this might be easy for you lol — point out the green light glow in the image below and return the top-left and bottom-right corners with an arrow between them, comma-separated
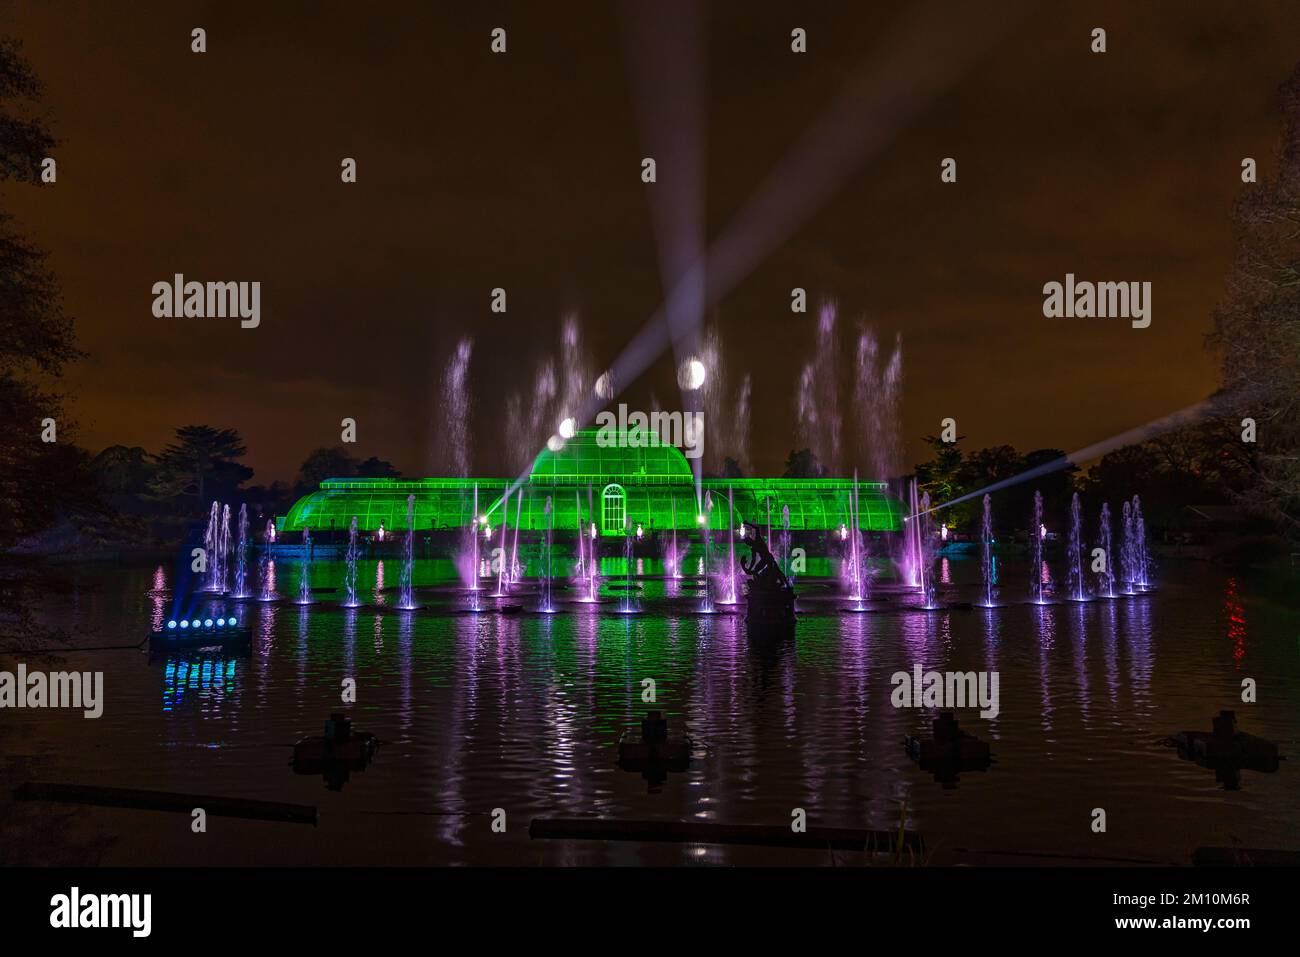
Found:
280,430 -> 903,535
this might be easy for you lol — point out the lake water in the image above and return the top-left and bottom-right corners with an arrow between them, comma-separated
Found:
3,554 -> 1297,866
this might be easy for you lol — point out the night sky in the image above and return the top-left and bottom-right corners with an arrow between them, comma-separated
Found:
4,0 -> 1299,482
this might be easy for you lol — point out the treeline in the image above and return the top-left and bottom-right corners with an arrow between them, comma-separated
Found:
909,417 -> 1263,540
17,426 -> 403,552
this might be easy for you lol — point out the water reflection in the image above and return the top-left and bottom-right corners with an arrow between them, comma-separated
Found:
162,657 -> 239,713
26,556 -> 1298,864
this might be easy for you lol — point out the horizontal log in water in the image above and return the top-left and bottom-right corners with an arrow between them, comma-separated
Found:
529,817 -> 924,853
13,782 -> 317,826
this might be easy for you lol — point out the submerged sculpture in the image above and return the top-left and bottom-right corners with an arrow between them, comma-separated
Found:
739,521 -> 795,634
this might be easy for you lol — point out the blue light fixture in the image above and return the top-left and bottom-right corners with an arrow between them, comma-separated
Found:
203,619 -> 214,628
167,620 -> 177,629
180,620 -> 189,629
228,617 -> 238,626
216,617 -> 225,626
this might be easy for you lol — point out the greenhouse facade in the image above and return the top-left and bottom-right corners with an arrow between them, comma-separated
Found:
278,429 -> 904,537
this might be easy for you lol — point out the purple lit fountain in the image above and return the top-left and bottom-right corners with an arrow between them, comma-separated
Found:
724,486 -> 738,604
494,491 -> 511,598
467,483 -> 482,612
619,518 -> 638,614
1097,502 -> 1115,598
398,494 -> 416,610
538,495 -> 556,613
980,494 -> 996,607
700,492 -> 716,613
1121,500 -> 1136,594
1132,494 -> 1151,589
259,520 -> 276,601
343,516 -> 359,607
1030,490 -> 1046,604
232,503 -> 249,599
918,491 -> 936,609
846,474 -> 867,611
1067,492 -> 1086,602
297,528 -> 313,604
667,496 -> 680,579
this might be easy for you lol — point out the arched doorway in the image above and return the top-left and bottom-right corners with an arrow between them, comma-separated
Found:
601,484 -> 626,536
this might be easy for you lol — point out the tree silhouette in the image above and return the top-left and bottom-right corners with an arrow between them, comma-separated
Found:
152,425 -> 252,503
1209,63 -> 1300,535
0,38 -> 83,552
782,448 -> 824,479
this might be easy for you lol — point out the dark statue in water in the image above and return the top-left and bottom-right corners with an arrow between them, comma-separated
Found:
739,522 -> 796,633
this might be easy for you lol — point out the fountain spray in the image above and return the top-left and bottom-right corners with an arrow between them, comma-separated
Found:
539,496 -> 555,612
1031,490 -> 1045,604
1067,492 -> 1086,602
725,485 -> 738,604
343,516 -> 359,607
399,494 -> 415,610
233,504 -> 249,598
298,528 -> 313,604
980,494 -> 995,607
259,519 -> 275,601
494,491 -> 510,597
1097,502 -> 1114,598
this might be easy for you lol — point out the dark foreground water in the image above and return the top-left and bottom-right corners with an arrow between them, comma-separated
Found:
3,555 -> 1298,866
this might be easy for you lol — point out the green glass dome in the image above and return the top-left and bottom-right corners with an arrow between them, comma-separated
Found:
529,429 -> 693,485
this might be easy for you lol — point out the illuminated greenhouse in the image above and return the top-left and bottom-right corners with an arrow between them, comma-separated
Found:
279,429 -> 904,537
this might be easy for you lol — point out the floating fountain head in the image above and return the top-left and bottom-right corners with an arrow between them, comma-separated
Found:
980,494 -> 996,607
398,494 -> 416,610
233,504 -> 249,599
298,528 -> 313,604
343,516 -> 360,607
1097,502 -> 1115,598
1030,490 -> 1047,604
1067,492 -> 1086,602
